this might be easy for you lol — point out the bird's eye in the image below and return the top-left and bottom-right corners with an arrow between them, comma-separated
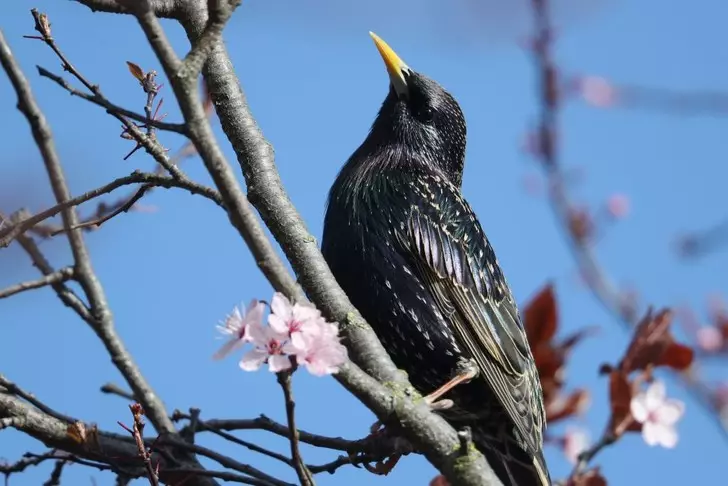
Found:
419,106 -> 435,124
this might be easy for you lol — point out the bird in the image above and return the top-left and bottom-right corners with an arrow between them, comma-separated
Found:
321,32 -> 551,486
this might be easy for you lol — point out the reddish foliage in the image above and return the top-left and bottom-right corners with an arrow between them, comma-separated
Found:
523,284 -> 593,424
524,284 -> 558,343
607,370 -> 641,436
619,309 -> 694,373
570,468 -> 608,486
547,388 -> 590,423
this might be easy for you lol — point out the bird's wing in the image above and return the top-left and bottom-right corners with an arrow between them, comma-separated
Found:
395,174 -> 546,454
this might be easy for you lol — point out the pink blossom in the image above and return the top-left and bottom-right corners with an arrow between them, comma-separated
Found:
606,194 -> 630,219
216,293 -> 348,376
577,76 -> 618,108
290,319 -> 348,376
697,326 -> 724,352
240,320 -> 292,373
563,427 -> 590,464
268,292 -> 322,350
212,300 -> 265,360
630,381 -> 685,448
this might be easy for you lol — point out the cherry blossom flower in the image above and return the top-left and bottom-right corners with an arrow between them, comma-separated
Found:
630,380 -> 685,448
290,319 -> 348,376
606,194 -> 630,219
563,427 -> 590,464
212,300 -> 265,360
240,320 -> 291,373
697,326 -> 724,352
215,293 -> 348,376
268,292 -> 322,350
576,76 -> 618,108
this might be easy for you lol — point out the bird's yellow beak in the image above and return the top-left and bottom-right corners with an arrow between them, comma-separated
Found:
369,31 -> 410,98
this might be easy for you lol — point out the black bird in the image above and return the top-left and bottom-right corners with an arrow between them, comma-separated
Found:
321,33 -> 551,486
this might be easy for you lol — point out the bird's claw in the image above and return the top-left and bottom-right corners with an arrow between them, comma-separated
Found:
363,453 -> 402,476
427,397 -> 454,411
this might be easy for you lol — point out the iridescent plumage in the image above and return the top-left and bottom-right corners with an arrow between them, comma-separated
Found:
322,33 -> 551,486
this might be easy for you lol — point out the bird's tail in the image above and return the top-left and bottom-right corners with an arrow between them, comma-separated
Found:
471,427 -> 552,486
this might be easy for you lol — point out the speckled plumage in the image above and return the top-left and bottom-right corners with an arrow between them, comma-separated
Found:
322,40 -> 551,486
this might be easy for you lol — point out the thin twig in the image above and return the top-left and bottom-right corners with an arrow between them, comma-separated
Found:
0,267 -> 75,299
0,171 -> 221,247
5,11 -> 176,442
172,412 -> 357,451
125,404 -> 159,486
100,383 -> 137,401
277,369 -> 314,486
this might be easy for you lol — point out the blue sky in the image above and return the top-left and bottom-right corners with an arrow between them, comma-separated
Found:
1,0 -> 727,484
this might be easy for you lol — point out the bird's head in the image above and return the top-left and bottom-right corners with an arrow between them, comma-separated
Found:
366,32 -> 467,186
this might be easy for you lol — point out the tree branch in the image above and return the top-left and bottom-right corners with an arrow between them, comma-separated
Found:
1,19 -> 178,447
0,171 -> 222,247
277,370 -> 314,486
174,5 -> 504,485
0,267 -> 75,299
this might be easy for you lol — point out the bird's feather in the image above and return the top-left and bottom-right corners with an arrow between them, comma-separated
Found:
392,172 -> 547,455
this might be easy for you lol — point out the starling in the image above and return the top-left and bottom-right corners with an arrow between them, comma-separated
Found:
321,33 -> 551,486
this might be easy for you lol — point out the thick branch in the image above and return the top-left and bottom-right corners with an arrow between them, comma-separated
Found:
74,0 -> 182,17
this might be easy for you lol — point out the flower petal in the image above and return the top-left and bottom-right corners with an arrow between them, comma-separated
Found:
290,331 -> 309,352
642,421 -> 660,446
239,348 -> 268,371
292,303 -> 320,323
645,422 -> 678,448
212,339 -> 243,361
245,320 -> 268,345
656,399 -> 685,425
268,354 -> 292,373
630,394 -> 649,423
244,300 -> 265,327
645,381 -> 666,411
270,292 -> 292,321
268,314 -> 290,335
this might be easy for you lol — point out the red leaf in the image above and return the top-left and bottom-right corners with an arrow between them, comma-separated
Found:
524,284 -> 558,345
657,342 -> 694,370
571,468 -> 608,486
126,61 -> 145,82
607,370 -> 636,437
620,308 -> 692,373
546,388 -> 590,424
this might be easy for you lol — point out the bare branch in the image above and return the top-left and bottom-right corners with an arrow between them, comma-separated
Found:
1,20 -> 175,441
0,375 -> 78,425
36,66 -> 186,134
3,221 -> 93,321
276,370 -> 314,486
173,413 -> 358,452
0,267 -> 75,299
125,404 -> 160,486
124,0 -> 304,301
74,0 -> 182,17
101,383 -> 137,401
0,171 -> 222,247
180,0 -> 240,78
